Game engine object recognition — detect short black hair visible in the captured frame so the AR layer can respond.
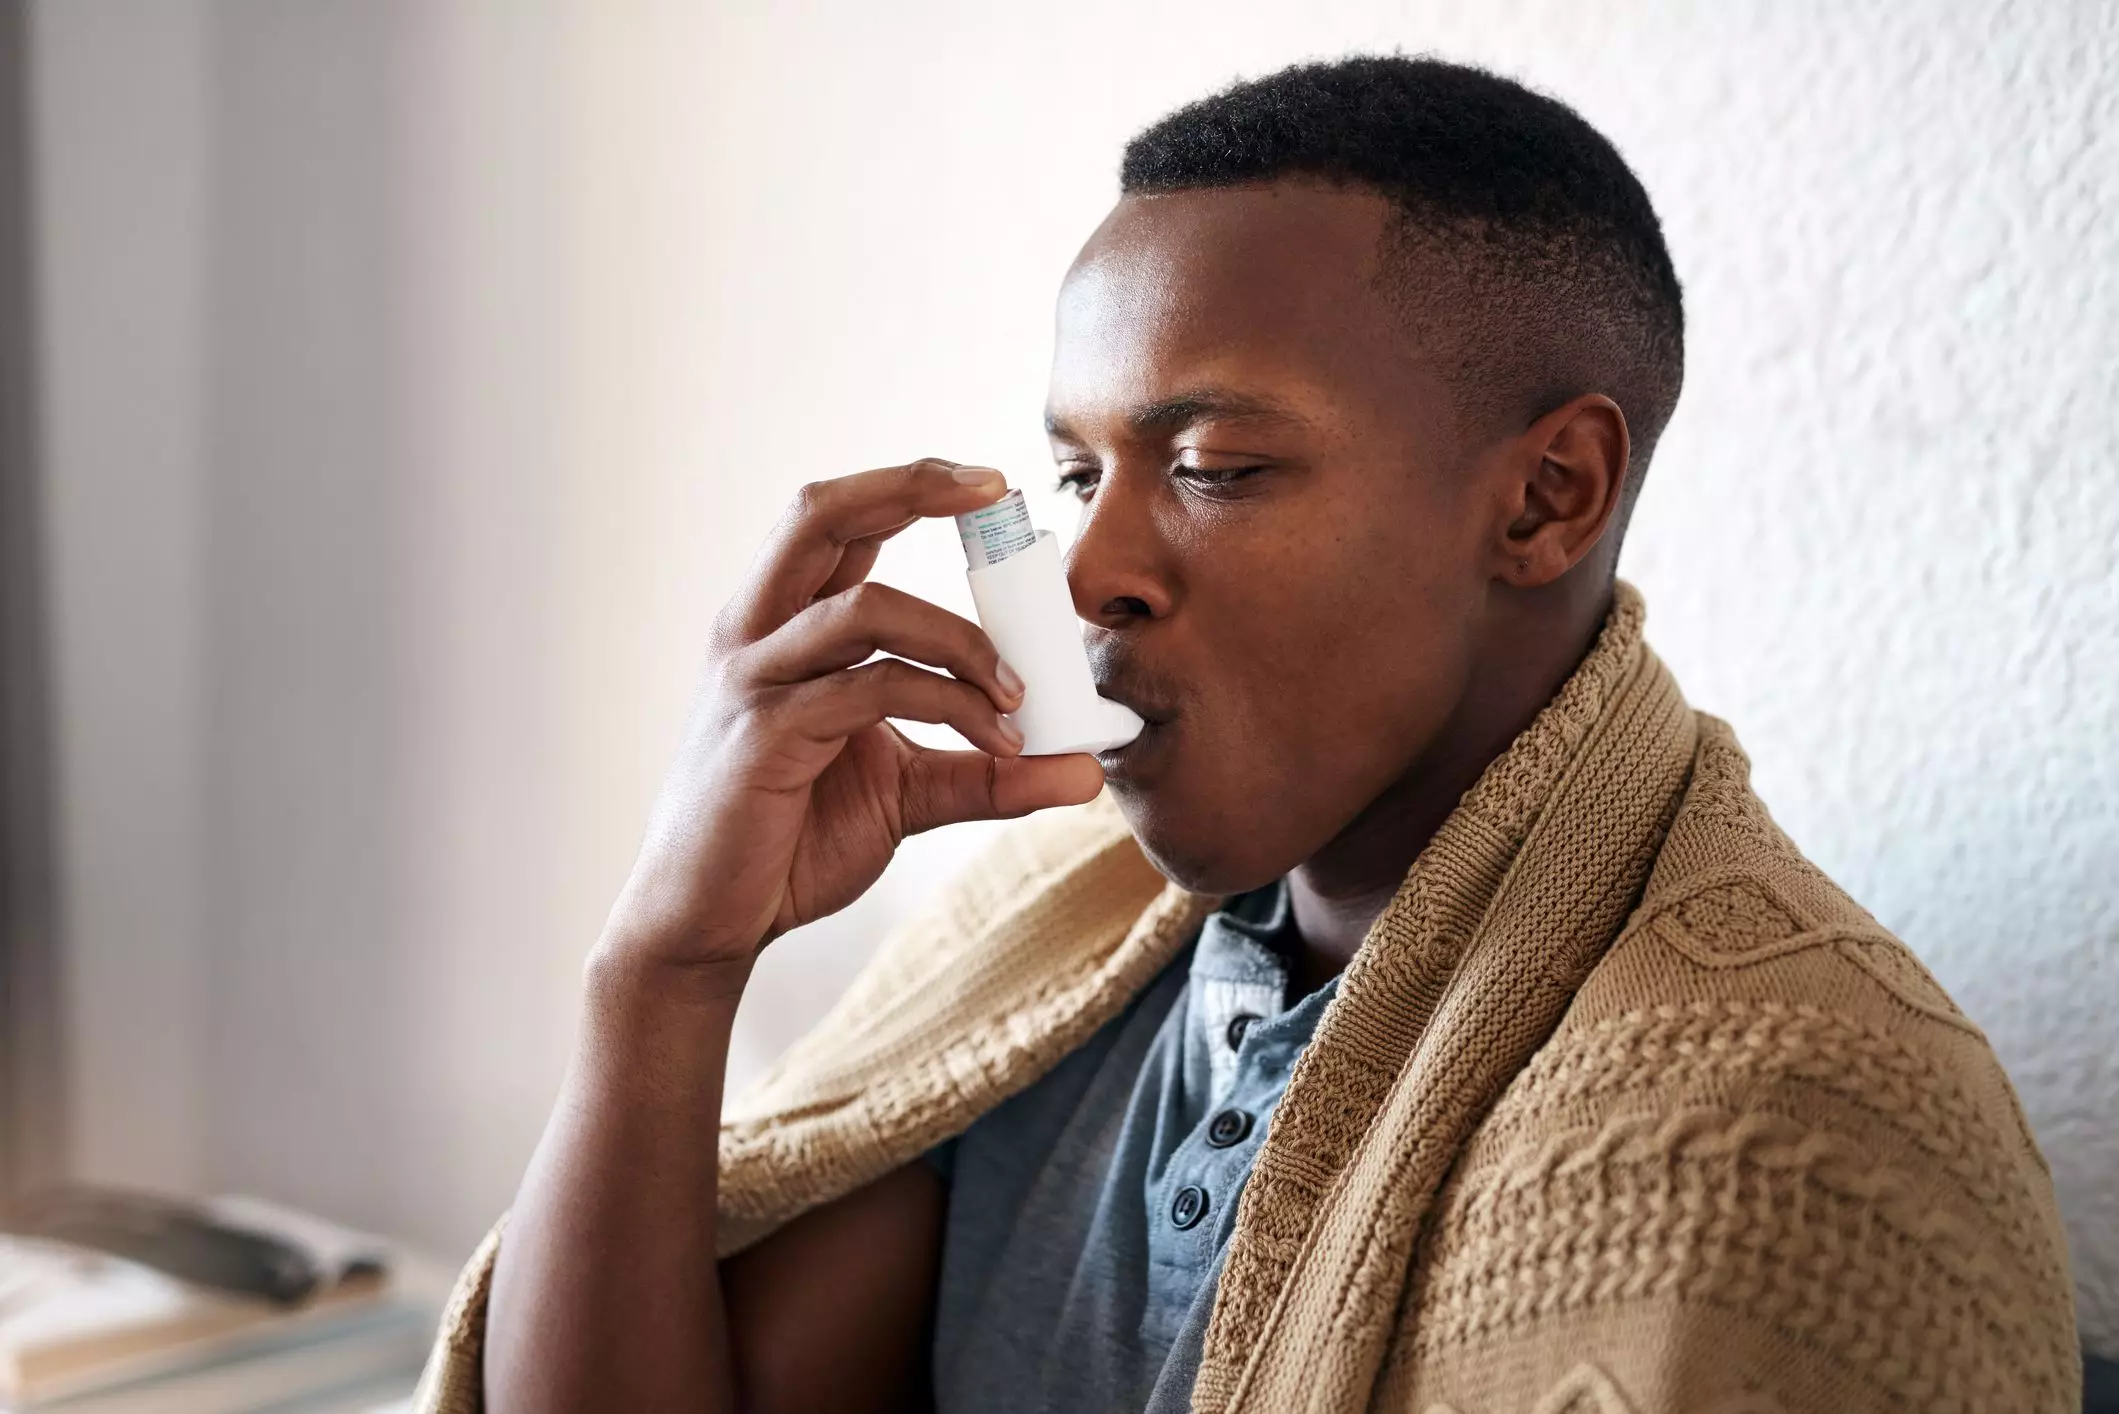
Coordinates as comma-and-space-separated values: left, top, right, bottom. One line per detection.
1122, 55, 1685, 508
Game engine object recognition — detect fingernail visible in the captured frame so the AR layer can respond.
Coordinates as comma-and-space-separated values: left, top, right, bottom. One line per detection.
996, 715, 1024, 749
952, 465, 1004, 486
995, 659, 1025, 699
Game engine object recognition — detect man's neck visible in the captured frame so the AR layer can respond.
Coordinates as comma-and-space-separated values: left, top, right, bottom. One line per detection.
1285, 581, 1611, 994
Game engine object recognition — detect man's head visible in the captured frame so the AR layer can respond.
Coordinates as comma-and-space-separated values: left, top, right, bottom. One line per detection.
1049, 56, 1684, 892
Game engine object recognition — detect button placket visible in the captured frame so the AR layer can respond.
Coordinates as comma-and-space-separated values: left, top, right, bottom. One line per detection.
1159, 1030, 1279, 1244
1158, 895, 1302, 1254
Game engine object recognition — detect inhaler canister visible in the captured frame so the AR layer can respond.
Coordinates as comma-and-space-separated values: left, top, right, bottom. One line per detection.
955, 490, 1145, 756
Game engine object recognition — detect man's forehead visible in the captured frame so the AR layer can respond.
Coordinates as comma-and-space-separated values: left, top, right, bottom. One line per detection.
1047, 184, 1418, 433
1073, 182, 1394, 272
1060, 185, 1393, 323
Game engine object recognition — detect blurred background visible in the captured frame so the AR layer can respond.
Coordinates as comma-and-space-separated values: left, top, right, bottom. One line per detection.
2, 0, 2113, 1361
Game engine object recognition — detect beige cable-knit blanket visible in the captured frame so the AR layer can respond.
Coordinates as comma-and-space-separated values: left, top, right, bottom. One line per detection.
416, 585, 2079, 1412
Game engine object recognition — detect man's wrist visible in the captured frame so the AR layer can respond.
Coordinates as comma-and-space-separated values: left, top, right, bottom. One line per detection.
565, 946, 749, 1130
584, 934, 755, 1016
578, 941, 753, 1099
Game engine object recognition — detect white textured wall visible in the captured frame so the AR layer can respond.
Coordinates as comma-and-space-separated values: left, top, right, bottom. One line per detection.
34, 0, 2117, 1354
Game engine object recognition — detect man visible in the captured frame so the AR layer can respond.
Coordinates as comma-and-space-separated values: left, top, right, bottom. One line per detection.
420, 56, 2078, 1413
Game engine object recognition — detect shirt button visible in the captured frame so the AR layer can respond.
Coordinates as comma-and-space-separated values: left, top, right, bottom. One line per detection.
1170, 1185, 1209, 1230
1225, 1013, 1260, 1050
1206, 1109, 1254, 1149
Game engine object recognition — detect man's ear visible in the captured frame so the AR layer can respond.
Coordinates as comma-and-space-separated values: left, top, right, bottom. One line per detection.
1490, 393, 1630, 588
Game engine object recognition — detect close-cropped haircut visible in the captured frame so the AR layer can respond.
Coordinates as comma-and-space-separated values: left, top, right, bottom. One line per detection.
1122, 56, 1686, 514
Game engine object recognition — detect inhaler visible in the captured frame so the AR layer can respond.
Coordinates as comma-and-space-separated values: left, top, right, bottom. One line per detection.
954, 490, 1145, 756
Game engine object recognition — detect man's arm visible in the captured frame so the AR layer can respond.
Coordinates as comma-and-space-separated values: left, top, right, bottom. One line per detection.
485, 952, 946, 1413
479, 460, 1101, 1412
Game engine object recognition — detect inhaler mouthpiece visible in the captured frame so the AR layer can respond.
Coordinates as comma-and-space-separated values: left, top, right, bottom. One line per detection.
955, 490, 1145, 756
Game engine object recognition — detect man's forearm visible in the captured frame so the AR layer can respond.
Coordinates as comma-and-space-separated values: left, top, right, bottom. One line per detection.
484, 948, 752, 1414
472, 461, 1060, 1410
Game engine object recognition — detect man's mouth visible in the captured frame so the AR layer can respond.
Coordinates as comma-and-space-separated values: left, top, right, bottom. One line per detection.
1087, 644, 1178, 724
1089, 662, 1178, 778
1092, 682, 1174, 728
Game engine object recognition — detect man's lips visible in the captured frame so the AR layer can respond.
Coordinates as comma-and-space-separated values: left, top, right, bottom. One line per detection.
1093, 683, 1174, 728
1089, 672, 1176, 774
1087, 645, 1180, 774
1087, 652, 1179, 728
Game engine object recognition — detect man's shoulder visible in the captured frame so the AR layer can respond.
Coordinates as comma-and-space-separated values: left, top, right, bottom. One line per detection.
1523, 709, 2037, 1160
1410, 712, 2079, 1405
1615, 711, 1982, 1036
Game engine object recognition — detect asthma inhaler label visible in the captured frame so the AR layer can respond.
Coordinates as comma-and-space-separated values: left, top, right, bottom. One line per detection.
956, 488, 1038, 568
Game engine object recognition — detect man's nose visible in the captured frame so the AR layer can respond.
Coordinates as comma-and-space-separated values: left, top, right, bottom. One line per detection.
1063, 469, 1173, 629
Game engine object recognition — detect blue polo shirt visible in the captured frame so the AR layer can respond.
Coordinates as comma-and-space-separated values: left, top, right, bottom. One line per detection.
925, 881, 1336, 1414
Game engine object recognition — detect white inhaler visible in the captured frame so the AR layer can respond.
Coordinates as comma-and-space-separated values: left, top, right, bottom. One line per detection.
955, 489, 1145, 756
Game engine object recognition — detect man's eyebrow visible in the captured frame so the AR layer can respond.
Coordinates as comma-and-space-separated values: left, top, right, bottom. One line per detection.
1044, 389, 1310, 440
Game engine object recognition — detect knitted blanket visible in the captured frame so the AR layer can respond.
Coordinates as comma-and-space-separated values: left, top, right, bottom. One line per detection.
416, 585, 2078, 1412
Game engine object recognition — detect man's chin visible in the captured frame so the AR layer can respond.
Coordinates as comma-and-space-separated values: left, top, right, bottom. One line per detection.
1104, 783, 1290, 898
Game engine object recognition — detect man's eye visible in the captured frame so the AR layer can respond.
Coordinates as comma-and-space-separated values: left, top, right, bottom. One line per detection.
1179, 464, 1268, 489
1054, 468, 1100, 502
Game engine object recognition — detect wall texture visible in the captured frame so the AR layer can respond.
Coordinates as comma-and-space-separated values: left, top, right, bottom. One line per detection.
33, 0, 2118, 1354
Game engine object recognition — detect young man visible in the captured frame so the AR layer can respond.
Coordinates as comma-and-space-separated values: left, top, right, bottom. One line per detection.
421, 57, 2078, 1413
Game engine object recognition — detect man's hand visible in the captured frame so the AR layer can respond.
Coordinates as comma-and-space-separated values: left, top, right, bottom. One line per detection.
486, 459, 1103, 1414
603, 457, 1106, 975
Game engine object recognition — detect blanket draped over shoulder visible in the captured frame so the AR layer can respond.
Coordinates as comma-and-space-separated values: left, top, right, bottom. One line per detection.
415, 583, 2079, 1413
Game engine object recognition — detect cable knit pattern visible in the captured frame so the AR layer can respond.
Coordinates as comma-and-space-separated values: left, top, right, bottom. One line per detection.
412, 583, 2078, 1412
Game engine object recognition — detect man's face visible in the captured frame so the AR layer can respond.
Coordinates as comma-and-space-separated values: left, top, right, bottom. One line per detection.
1048, 183, 1499, 893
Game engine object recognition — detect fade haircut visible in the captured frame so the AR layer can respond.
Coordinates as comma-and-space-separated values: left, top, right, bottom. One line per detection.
1122, 55, 1686, 515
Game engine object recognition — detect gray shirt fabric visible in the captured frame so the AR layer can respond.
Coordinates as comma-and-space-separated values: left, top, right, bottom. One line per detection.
926, 880, 1338, 1414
